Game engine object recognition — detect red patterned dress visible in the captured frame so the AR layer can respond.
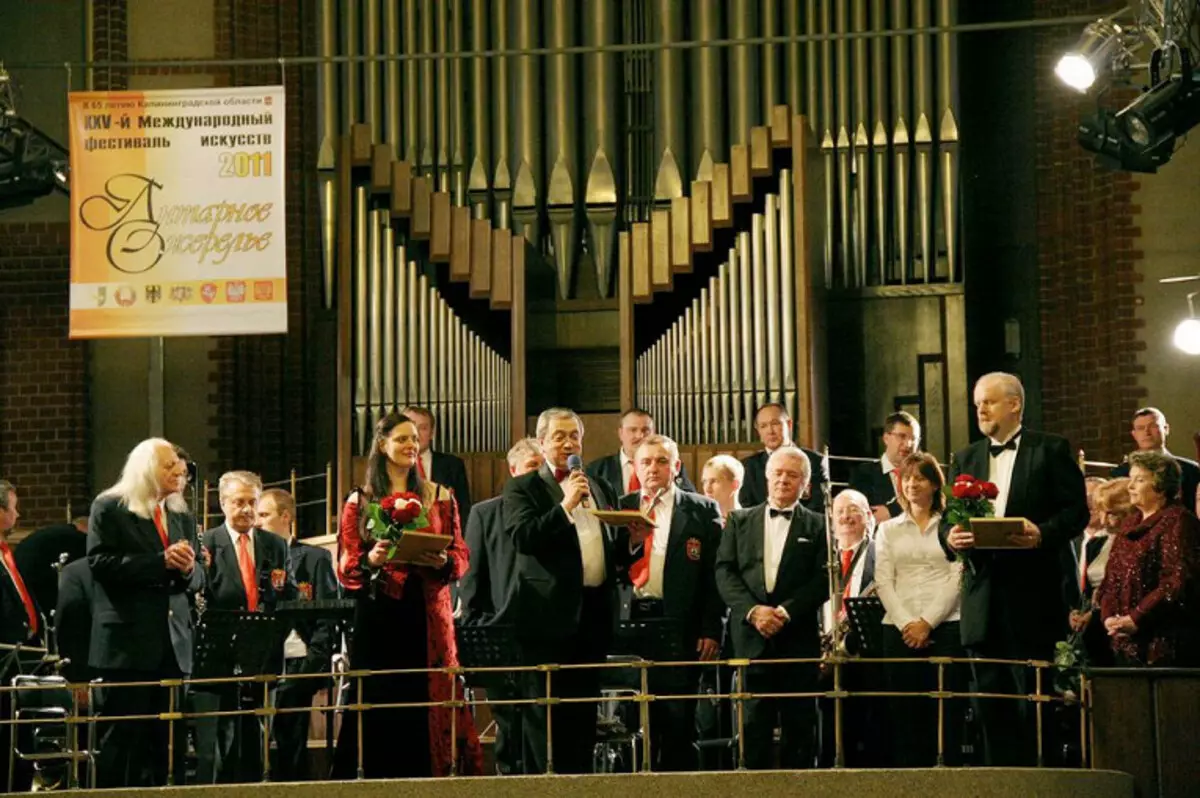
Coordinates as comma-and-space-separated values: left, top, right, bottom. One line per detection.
334, 481, 483, 777
1095, 504, 1200, 666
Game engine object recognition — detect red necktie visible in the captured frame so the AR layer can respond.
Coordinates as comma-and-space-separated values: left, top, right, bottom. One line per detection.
0, 542, 38, 635
841, 548, 855, 598
554, 467, 570, 482
629, 495, 657, 588
628, 467, 641, 494
236, 532, 259, 611
153, 504, 170, 548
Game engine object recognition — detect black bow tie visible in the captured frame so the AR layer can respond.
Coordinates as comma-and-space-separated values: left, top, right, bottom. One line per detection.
769, 507, 794, 520
988, 431, 1022, 458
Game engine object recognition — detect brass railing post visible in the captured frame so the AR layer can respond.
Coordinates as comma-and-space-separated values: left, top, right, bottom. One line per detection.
1035, 664, 1045, 768
356, 673, 365, 780
449, 669, 459, 776
68, 684, 81, 789
833, 658, 845, 768
166, 680, 176, 786
262, 677, 272, 782
735, 661, 747, 771
936, 659, 946, 767
1079, 672, 1089, 767
545, 668, 555, 775
639, 663, 652, 772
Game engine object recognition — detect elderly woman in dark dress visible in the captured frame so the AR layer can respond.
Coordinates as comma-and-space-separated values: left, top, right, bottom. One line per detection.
1095, 452, 1200, 666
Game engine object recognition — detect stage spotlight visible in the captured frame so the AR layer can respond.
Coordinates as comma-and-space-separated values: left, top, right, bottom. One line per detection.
1055, 17, 1130, 92
1118, 53, 1200, 152
1077, 109, 1174, 172
1174, 293, 1200, 356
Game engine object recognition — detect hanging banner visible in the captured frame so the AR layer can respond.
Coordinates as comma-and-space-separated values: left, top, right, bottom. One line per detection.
67, 85, 286, 338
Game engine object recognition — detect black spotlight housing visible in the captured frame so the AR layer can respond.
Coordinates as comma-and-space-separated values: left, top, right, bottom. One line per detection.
1078, 109, 1175, 173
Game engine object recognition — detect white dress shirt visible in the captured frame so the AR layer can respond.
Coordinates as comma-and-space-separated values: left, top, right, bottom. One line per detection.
635, 486, 676, 599
874, 512, 961, 629
561, 494, 607, 587
763, 502, 797, 595
420, 450, 434, 481
880, 453, 900, 502
987, 429, 1022, 518
821, 536, 872, 634
1078, 529, 1114, 592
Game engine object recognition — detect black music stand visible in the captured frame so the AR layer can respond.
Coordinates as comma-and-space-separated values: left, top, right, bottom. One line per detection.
193, 611, 286, 680
843, 596, 885, 657
613, 619, 687, 661
454, 624, 521, 678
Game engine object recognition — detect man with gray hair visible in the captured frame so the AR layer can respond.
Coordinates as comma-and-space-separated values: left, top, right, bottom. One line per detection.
942, 371, 1088, 766
502, 408, 621, 774
716, 446, 829, 769
198, 470, 291, 783
460, 437, 544, 774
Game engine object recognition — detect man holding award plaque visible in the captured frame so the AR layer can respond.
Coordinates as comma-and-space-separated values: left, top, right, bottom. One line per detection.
941, 372, 1088, 766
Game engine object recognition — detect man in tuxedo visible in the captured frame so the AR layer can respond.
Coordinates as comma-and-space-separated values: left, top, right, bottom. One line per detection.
197, 471, 291, 784
700, 455, 744, 520
86, 440, 203, 788
850, 411, 921, 524
615, 435, 723, 771
256, 488, 337, 782
1, 481, 42, 793
716, 447, 829, 769
739, 403, 829, 516
818, 489, 878, 767
502, 407, 622, 774
459, 437, 543, 774
13, 515, 88, 618
943, 372, 1088, 766
585, 408, 697, 497
403, 405, 473, 519
1111, 407, 1200, 511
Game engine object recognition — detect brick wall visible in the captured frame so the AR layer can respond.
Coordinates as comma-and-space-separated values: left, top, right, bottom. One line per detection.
0, 223, 91, 526
207, 0, 326, 490
1032, 0, 1145, 463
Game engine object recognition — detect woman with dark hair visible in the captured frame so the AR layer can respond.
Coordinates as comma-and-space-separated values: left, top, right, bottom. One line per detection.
874, 452, 964, 766
334, 411, 482, 777
1095, 452, 1200, 666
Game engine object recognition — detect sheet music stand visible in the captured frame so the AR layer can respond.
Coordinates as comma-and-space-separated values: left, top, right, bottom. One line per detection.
843, 597, 885, 657
612, 619, 687, 661
193, 611, 286, 679
454, 624, 521, 676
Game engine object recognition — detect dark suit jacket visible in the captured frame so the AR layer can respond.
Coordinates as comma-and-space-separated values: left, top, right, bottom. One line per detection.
501, 465, 622, 648
13, 523, 87, 616
849, 460, 902, 520
738, 448, 829, 516
285, 539, 338, 677
432, 451, 473, 519
54, 559, 94, 683
1111, 452, 1200, 510
460, 496, 520, 627
716, 504, 829, 660
202, 525, 292, 613
0, 546, 42, 646
940, 429, 1089, 653
585, 454, 697, 497
613, 490, 725, 649
86, 494, 204, 674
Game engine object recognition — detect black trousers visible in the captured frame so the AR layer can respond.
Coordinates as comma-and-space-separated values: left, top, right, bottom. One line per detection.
517, 586, 610, 775
272, 658, 324, 782
94, 652, 186, 788
742, 651, 819, 770
881, 621, 966, 767
482, 675, 525, 775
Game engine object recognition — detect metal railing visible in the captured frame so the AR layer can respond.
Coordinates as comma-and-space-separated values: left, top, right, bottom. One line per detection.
1, 647, 1086, 787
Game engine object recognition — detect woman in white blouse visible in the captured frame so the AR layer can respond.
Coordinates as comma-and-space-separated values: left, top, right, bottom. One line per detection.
874, 452, 964, 766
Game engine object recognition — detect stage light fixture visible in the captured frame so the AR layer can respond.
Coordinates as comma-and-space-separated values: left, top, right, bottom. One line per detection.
1077, 109, 1175, 172
1174, 293, 1200, 355
1055, 17, 1133, 92
1117, 51, 1200, 152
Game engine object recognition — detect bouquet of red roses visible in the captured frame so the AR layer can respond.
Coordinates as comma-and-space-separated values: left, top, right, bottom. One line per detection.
943, 474, 999, 585
364, 491, 430, 559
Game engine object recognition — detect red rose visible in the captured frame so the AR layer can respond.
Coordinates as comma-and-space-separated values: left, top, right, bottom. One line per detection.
380, 496, 396, 511
965, 482, 984, 500
981, 482, 999, 500
951, 482, 971, 499
392, 506, 418, 526
955, 474, 974, 484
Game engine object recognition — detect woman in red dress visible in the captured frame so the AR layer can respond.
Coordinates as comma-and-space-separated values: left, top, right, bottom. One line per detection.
1096, 452, 1200, 667
334, 411, 482, 777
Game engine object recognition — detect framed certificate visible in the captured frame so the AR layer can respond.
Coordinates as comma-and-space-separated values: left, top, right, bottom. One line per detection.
969, 517, 1031, 549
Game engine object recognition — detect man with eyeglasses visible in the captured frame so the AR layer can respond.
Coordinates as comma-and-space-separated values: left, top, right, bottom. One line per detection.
850, 411, 922, 524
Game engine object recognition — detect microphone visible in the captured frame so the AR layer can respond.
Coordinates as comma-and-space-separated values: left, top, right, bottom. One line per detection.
566, 454, 591, 509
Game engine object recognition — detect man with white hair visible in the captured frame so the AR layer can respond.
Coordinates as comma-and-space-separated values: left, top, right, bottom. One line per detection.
86, 438, 202, 787
716, 446, 829, 769
943, 372, 1088, 766
821, 489, 876, 636
198, 470, 291, 783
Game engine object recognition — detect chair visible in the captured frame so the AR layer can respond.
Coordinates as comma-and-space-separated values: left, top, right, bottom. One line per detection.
593, 654, 643, 773
7, 674, 92, 791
